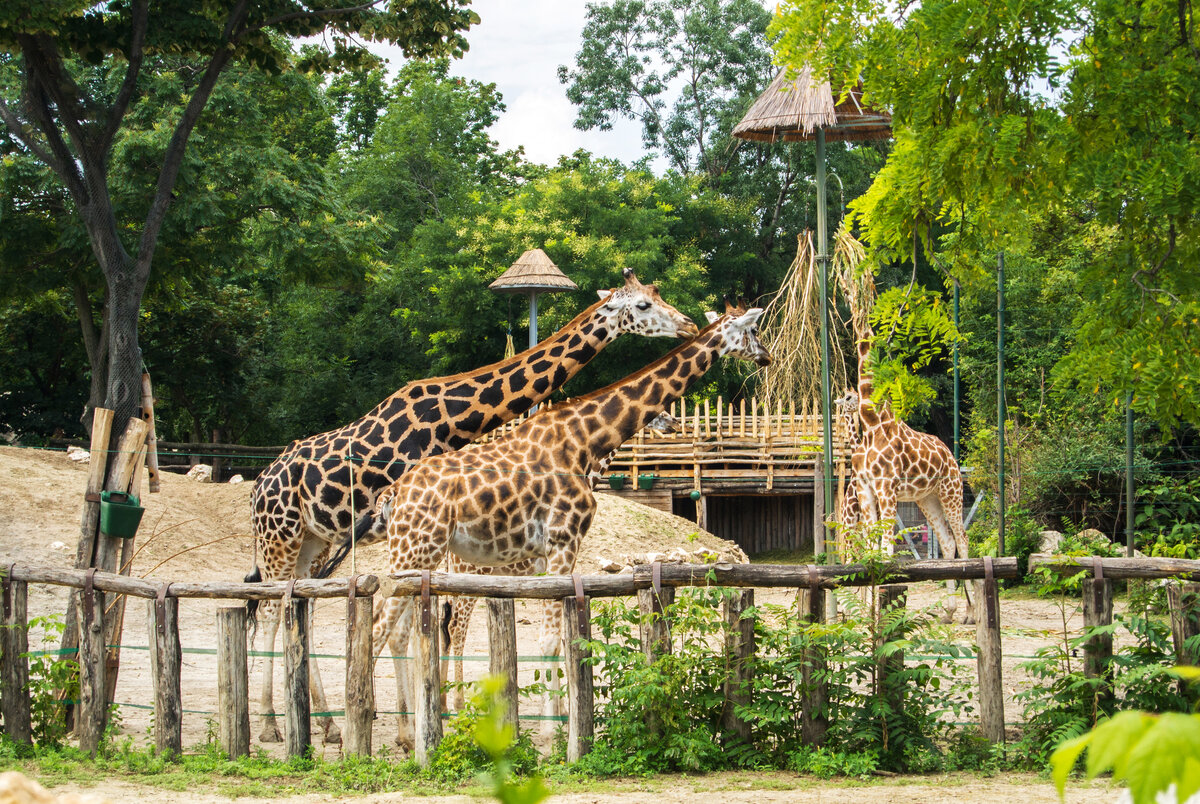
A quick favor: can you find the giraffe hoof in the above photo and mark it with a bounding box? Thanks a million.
[323,724,343,746]
[393,734,414,752]
[259,725,283,743]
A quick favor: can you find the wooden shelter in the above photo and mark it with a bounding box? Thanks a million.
[732,66,892,143]
[489,249,578,348]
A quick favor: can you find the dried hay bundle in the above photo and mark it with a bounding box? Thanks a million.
[754,224,874,408]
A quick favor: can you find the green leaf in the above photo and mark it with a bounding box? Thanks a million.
[1051,732,1093,798]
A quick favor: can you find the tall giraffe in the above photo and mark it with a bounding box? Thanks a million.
[849,325,973,620]
[354,302,771,747]
[439,408,681,712]
[246,269,697,744]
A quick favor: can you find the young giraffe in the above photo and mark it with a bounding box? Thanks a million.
[360,302,771,748]
[440,409,681,712]
[834,389,864,527]
[849,326,973,621]
[246,269,697,744]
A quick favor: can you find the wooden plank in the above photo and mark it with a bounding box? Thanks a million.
[413,594,443,766]
[216,606,251,759]
[1,577,32,744]
[148,595,182,757]
[9,565,378,600]
[721,589,754,744]
[563,595,594,762]
[486,598,519,733]
[1029,555,1200,580]
[1083,577,1114,715]
[638,586,674,660]
[77,584,106,756]
[974,577,1005,744]
[1167,582,1200,668]
[797,585,827,745]
[282,595,311,758]
[344,594,374,757]
[140,372,161,493]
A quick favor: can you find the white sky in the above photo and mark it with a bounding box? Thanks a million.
[370,0,655,168]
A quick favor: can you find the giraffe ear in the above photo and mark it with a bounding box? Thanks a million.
[597,289,613,301]
[735,308,765,327]
[704,311,719,324]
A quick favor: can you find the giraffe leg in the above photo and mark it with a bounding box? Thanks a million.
[538,599,564,737]
[389,600,416,751]
[447,597,479,712]
[873,484,900,556]
[306,606,342,745]
[256,600,283,743]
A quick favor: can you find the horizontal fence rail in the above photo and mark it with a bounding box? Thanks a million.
[4,556,1199,768]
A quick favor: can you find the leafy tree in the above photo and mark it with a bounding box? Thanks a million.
[773,0,1200,432]
[0,0,477,434]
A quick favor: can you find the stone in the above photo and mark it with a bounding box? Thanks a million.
[1039,530,1063,553]
[228,474,245,484]
[186,464,213,482]
[66,446,90,464]
[597,557,622,573]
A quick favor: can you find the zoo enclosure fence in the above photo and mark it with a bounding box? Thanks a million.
[1,556,1198,766]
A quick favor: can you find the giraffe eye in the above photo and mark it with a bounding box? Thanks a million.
[636,301,651,311]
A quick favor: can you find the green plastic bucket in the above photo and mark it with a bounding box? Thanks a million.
[607,474,627,491]
[637,474,656,490]
[99,490,144,539]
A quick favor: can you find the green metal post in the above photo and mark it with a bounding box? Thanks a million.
[1126,393,1134,557]
[997,253,1006,558]
[816,128,834,562]
[953,279,960,463]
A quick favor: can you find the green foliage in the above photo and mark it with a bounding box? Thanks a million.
[787,745,878,778]
[21,614,76,748]
[1011,567,1190,767]
[1052,703,1200,804]
[1138,474,1200,559]
[867,284,960,419]
[470,676,550,804]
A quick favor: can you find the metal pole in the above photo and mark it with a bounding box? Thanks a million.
[953,279,961,463]
[816,128,834,563]
[528,291,539,349]
[997,252,1006,558]
[1126,393,1135,557]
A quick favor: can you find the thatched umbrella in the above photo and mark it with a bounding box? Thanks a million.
[489,248,578,348]
[733,65,891,552]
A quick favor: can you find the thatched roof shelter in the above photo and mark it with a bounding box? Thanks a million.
[488,248,578,294]
[732,66,892,143]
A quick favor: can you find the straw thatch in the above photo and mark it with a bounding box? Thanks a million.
[732,66,892,143]
[489,248,579,293]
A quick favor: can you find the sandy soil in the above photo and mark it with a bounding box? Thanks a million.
[0,444,1109,803]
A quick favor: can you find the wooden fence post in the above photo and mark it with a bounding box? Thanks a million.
[563,590,594,763]
[282,590,311,758]
[974,561,1005,745]
[877,585,907,721]
[637,576,674,661]
[1167,582,1200,702]
[1082,569,1114,715]
[797,583,827,746]
[147,589,182,757]
[721,588,755,745]
[2,573,32,745]
[486,598,518,732]
[344,590,374,757]
[216,606,250,759]
[77,572,107,756]
[413,588,443,766]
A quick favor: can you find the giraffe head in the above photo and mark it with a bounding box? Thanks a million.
[835,389,859,412]
[703,301,772,367]
[595,268,699,339]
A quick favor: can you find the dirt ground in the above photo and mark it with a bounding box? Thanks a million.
[0,444,1109,803]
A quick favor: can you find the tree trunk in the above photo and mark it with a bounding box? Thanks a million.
[101,267,148,433]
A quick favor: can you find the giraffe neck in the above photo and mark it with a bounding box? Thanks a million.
[367,297,619,447]
[564,323,725,459]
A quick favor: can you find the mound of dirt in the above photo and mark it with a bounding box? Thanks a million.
[0,445,740,579]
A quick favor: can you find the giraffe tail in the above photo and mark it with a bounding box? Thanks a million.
[313,506,388,579]
[244,565,262,633]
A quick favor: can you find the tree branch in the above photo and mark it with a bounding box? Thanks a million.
[1131,224,1182,304]
[0,94,57,169]
[100,0,150,155]
[245,0,383,36]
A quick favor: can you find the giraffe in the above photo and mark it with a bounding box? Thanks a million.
[849,326,973,621]
[355,302,771,748]
[245,269,697,744]
[833,389,864,528]
[437,408,681,713]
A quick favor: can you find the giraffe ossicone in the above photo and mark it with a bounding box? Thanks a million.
[364,302,770,748]
[245,268,697,745]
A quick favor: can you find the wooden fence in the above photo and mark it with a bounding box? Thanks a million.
[2,556,1198,765]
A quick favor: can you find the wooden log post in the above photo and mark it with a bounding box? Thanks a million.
[974,561,1005,745]
[876,585,907,720]
[563,590,594,763]
[216,606,251,759]
[344,590,374,757]
[2,573,32,745]
[412,586,443,766]
[797,583,827,746]
[140,372,161,493]
[281,589,311,758]
[147,588,182,757]
[77,571,107,756]
[486,598,519,732]
[1082,567,1115,716]
[721,588,755,745]
[637,571,674,661]
[1167,582,1200,702]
